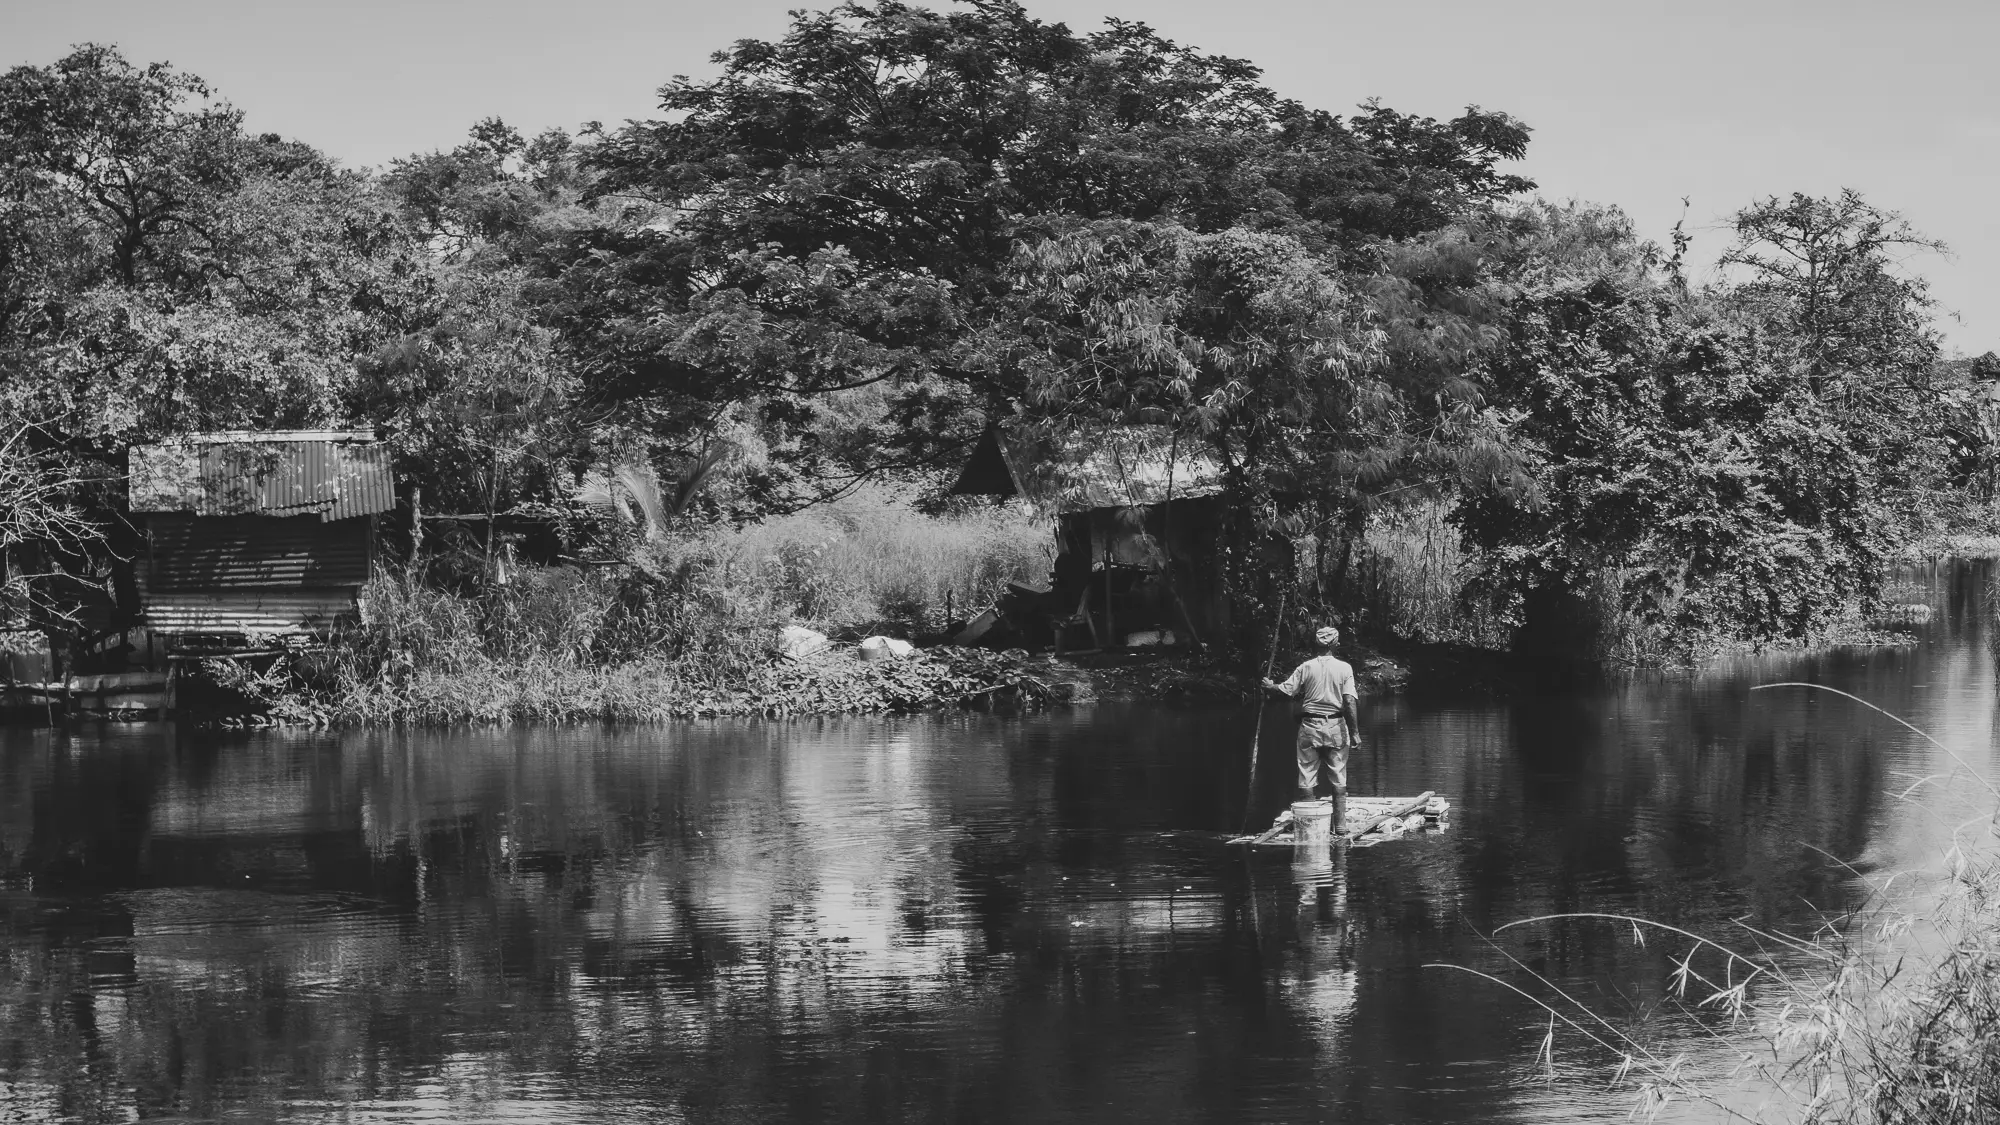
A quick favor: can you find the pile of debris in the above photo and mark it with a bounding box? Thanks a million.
[1232,793,1452,848]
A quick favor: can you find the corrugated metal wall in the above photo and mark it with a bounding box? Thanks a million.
[140,591,362,634]
[138,513,372,635]
[128,433,389,637]
[145,516,370,590]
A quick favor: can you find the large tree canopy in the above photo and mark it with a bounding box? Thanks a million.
[548,0,1534,497]
[0,45,424,455]
[1458,198,1960,650]
[2,17,1983,658]
[0,47,588,623]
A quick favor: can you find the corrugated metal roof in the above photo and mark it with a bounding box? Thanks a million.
[955,424,1225,512]
[332,444,394,520]
[141,515,371,591]
[182,430,378,444]
[141,590,360,634]
[129,433,394,521]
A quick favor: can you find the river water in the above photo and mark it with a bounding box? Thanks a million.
[2,562,1993,1124]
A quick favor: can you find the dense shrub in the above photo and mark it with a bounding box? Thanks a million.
[337,553,779,687]
[1459,201,1954,653]
[1341,500,1510,649]
[280,634,1054,726]
[207,495,1060,725]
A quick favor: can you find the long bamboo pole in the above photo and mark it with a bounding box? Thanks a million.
[1240,589,1288,832]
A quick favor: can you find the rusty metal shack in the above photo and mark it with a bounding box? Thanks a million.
[949,427,1232,650]
[127,431,394,649]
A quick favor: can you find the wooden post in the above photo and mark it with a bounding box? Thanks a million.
[409,483,424,565]
[1102,564,1115,648]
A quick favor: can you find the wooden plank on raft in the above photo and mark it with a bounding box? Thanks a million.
[1343,791,1435,840]
[1247,810,1295,846]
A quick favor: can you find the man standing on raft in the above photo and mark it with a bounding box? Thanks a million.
[1263,625,1362,834]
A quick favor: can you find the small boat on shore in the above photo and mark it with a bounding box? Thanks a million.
[1230,792,1452,847]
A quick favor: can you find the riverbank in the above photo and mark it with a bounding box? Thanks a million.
[140,589,1946,730]
[173,590,1937,730]
[191,644,1056,728]
[158,501,1974,730]
[181,640,1421,729]
[195,648,1411,728]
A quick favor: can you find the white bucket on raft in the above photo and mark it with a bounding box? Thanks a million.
[1291,799,1334,842]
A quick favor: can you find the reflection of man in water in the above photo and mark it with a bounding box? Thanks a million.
[1262,625,1362,833]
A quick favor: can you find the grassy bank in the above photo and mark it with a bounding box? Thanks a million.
[189,483,1976,727]
[207,641,1065,726]
[192,489,1066,725]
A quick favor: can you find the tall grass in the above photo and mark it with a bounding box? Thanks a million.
[712,484,1055,631]
[1439,683,2000,1123]
[302,547,784,721]
[1338,500,1511,649]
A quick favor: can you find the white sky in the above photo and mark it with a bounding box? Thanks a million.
[8,0,1995,354]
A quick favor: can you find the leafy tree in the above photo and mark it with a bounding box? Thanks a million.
[349,267,575,573]
[1721,190,1945,398]
[0,46,435,641]
[0,44,245,290]
[367,119,670,550]
[1003,220,1432,507]
[1718,190,1952,532]
[1459,198,1952,653]
[0,51,593,573]
[380,117,593,264]
[1942,352,2000,497]
[550,0,1533,504]
[0,45,424,456]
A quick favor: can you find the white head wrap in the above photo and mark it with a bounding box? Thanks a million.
[1314,626,1341,646]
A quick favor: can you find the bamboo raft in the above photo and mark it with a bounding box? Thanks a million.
[1229,792,1452,848]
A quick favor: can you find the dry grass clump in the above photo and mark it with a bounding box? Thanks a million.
[1837,850,2000,1123]
[712,485,1054,630]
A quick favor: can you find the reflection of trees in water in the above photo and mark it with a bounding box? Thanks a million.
[0,659,1931,1121]
[0,718,1287,1118]
[1476,676,1885,929]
